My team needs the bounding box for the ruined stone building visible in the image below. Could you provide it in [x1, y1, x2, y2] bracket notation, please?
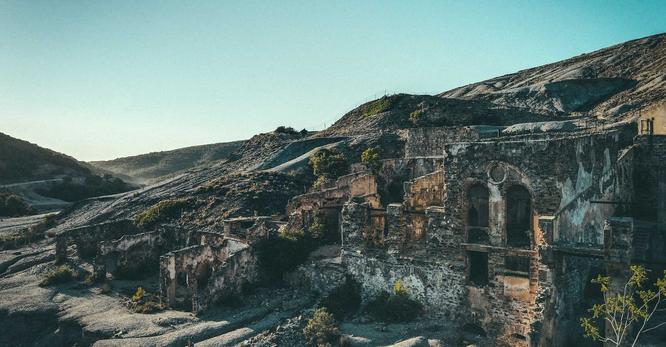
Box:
[289, 120, 666, 346]
[51, 117, 666, 346]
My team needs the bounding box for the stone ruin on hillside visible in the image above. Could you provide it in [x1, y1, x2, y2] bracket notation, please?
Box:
[54, 115, 666, 346]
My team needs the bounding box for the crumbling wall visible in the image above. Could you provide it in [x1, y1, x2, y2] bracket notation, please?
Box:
[97, 231, 163, 278]
[159, 237, 259, 313]
[55, 219, 139, 263]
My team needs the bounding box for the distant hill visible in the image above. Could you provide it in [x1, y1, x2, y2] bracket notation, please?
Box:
[0, 132, 135, 214]
[89, 141, 245, 184]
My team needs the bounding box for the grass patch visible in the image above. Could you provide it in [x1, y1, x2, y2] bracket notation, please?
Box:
[361, 96, 392, 118]
[135, 198, 190, 229]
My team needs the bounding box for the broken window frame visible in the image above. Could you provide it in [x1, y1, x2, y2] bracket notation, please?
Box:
[468, 250, 489, 287]
[505, 185, 532, 248]
[466, 183, 490, 244]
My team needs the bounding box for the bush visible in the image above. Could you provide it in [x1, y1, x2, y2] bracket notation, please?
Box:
[365, 280, 423, 322]
[360, 148, 381, 173]
[409, 109, 424, 125]
[132, 287, 145, 302]
[309, 218, 326, 240]
[303, 308, 340, 347]
[129, 287, 163, 314]
[0, 191, 35, 217]
[321, 276, 362, 320]
[135, 198, 189, 229]
[275, 126, 299, 135]
[310, 149, 348, 180]
[36, 174, 134, 202]
[255, 233, 317, 283]
[40, 265, 74, 287]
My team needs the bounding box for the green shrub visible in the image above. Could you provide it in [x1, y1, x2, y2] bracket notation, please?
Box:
[135, 198, 189, 229]
[255, 233, 317, 283]
[303, 308, 340, 347]
[309, 218, 326, 240]
[309, 149, 348, 180]
[129, 287, 163, 314]
[280, 226, 305, 241]
[132, 287, 145, 302]
[360, 147, 381, 173]
[362, 96, 392, 118]
[275, 126, 299, 135]
[40, 265, 74, 287]
[365, 280, 423, 322]
[409, 109, 424, 125]
[0, 191, 35, 217]
[321, 276, 362, 320]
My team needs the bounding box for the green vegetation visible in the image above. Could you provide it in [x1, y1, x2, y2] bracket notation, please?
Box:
[580, 265, 666, 346]
[132, 287, 145, 302]
[409, 109, 424, 125]
[135, 198, 190, 229]
[255, 227, 318, 283]
[360, 147, 381, 174]
[279, 226, 306, 241]
[361, 96, 392, 118]
[40, 265, 74, 287]
[309, 148, 348, 181]
[130, 286, 163, 314]
[0, 191, 35, 217]
[303, 308, 341, 347]
[321, 276, 362, 320]
[365, 280, 423, 323]
[309, 217, 326, 240]
[275, 126, 299, 135]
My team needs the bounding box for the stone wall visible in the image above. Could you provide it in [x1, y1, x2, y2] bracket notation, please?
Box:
[97, 231, 163, 278]
[55, 219, 139, 263]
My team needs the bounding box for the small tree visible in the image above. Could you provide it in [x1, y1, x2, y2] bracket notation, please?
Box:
[580, 265, 666, 346]
[360, 148, 381, 174]
[310, 149, 349, 180]
[303, 307, 340, 346]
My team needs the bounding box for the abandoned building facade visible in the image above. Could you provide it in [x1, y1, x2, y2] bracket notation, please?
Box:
[53, 117, 666, 346]
[289, 119, 666, 346]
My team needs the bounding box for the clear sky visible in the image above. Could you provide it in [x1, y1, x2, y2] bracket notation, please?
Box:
[1, 1, 665, 161]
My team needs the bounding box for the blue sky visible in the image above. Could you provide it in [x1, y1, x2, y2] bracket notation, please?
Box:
[1, 1, 664, 161]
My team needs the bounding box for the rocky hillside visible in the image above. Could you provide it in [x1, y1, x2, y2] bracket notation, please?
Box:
[440, 33, 666, 118]
[89, 140, 245, 184]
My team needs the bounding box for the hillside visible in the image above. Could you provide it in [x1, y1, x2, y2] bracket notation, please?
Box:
[0, 132, 135, 213]
[440, 33, 666, 118]
[1, 33, 666, 346]
[89, 141, 245, 184]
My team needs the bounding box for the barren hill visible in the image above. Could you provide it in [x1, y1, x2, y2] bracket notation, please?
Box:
[440, 33, 666, 118]
[89, 141, 245, 184]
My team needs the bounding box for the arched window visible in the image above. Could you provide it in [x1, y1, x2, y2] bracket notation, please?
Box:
[506, 185, 531, 247]
[467, 184, 489, 243]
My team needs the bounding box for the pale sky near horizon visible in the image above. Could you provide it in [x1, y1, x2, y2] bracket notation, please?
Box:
[1, 1, 665, 161]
